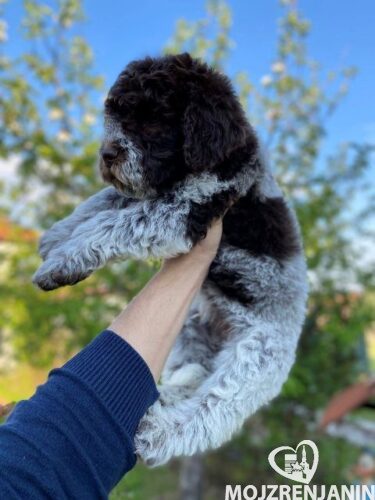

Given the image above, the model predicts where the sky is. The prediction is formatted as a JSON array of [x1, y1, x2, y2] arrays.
[[1, 0, 374, 267], [4, 0, 375, 151], [3, 0, 375, 228]]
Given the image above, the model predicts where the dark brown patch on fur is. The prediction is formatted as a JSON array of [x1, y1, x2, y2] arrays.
[[186, 188, 237, 244], [207, 262, 255, 305], [223, 187, 301, 261], [215, 139, 260, 181]]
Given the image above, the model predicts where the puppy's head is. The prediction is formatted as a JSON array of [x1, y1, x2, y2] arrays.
[[100, 53, 256, 198]]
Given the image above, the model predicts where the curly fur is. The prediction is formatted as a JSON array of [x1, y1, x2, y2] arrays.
[[33, 53, 308, 466]]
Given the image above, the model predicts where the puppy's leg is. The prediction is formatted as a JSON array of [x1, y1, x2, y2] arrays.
[[135, 318, 298, 466], [39, 187, 127, 259], [159, 302, 217, 406], [139, 306, 220, 452], [33, 198, 193, 290], [158, 320, 212, 407]]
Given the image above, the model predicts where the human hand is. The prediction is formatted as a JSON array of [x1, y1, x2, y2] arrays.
[[162, 218, 223, 273]]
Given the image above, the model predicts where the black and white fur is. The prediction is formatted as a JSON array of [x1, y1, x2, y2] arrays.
[[33, 53, 308, 466]]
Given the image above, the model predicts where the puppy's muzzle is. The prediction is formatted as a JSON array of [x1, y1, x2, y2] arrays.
[[100, 142, 128, 168]]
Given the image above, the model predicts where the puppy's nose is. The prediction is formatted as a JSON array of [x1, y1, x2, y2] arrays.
[[101, 145, 119, 164]]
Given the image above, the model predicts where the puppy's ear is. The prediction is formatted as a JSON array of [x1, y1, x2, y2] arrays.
[[183, 93, 248, 170]]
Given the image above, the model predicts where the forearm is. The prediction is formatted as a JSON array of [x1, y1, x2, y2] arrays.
[[0, 331, 159, 498], [110, 252, 211, 381]]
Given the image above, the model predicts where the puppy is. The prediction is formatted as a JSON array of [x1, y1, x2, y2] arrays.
[[33, 53, 308, 466]]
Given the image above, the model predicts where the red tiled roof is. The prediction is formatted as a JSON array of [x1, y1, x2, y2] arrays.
[[320, 379, 375, 428], [0, 217, 37, 243]]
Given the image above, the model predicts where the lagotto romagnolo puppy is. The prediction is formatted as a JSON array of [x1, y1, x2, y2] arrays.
[[33, 53, 308, 466]]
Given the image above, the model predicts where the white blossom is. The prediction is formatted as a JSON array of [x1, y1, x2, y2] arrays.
[[57, 130, 71, 143], [83, 113, 96, 125], [9, 122, 22, 134], [0, 20, 8, 42], [271, 61, 286, 73], [49, 108, 64, 120], [260, 75, 273, 87], [266, 109, 280, 121]]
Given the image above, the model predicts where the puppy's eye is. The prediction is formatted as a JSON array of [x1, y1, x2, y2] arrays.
[[105, 97, 133, 115], [105, 98, 120, 114]]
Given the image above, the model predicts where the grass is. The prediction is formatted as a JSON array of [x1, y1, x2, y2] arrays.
[[365, 329, 375, 371], [0, 363, 49, 403], [110, 463, 179, 500]]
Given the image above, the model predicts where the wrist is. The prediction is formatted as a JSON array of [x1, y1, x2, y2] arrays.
[[161, 219, 222, 277], [160, 250, 212, 279]]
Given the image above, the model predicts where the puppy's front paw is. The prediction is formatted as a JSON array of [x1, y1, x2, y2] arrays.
[[39, 232, 61, 260], [33, 255, 91, 291]]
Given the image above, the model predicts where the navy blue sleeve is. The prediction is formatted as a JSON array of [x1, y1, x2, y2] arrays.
[[0, 330, 159, 499]]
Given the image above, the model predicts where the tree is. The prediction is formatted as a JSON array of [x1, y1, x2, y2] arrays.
[[0, 0, 374, 497], [164, 0, 374, 494], [0, 0, 156, 368]]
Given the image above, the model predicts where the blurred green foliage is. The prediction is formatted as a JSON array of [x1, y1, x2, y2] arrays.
[[0, 0, 158, 369], [0, 0, 374, 497]]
